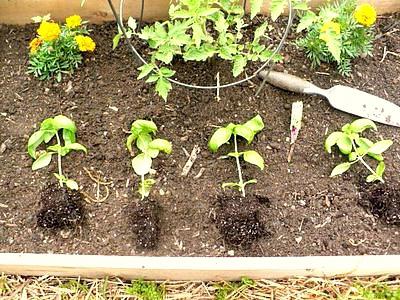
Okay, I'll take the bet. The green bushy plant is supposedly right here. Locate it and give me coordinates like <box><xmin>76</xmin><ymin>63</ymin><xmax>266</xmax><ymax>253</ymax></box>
<box><xmin>27</xmin><ymin>14</ymin><xmax>95</xmax><ymax>82</ymax></box>
<box><xmin>208</xmin><ymin>114</ymin><xmax>265</xmax><ymax>197</ymax></box>
<box><xmin>126</xmin><ymin>120</ymin><xmax>172</xmax><ymax>199</ymax></box>
<box><xmin>27</xmin><ymin>115</ymin><xmax>87</xmax><ymax>190</ymax></box>
<box><xmin>325</xmin><ymin>118</ymin><xmax>392</xmax><ymax>183</ymax></box>
<box><xmin>115</xmin><ymin>0</ymin><xmax>308</xmax><ymax>100</ymax></box>
<box><xmin>296</xmin><ymin>0</ymin><xmax>376</xmax><ymax>75</ymax></box>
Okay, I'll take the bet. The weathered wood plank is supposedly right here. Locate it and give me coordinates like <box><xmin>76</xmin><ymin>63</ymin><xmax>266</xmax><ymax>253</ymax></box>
<box><xmin>1</xmin><ymin>254</ymin><xmax>400</xmax><ymax>280</ymax></box>
<box><xmin>0</xmin><ymin>0</ymin><xmax>399</xmax><ymax>25</ymax></box>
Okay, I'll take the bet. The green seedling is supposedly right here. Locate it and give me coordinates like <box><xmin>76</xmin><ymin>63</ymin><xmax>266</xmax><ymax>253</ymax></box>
<box><xmin>125</xmin><ymin>279</ymin><xmax>165</xmax><ymax>300</ymax></box>
<box><xmin>214</xmin><ymin>277</ymin><xmax>255</xmax><ymax>300</ymax></box>
<box><xmin>325</xmin><ymin>118</ymin><xmax>393</xmax><ymax>183</ymax></box>
<box><xmin>27</xmin><ymin>115</ymin><xmax>87</xmax><ymax>190</ymax></box>
<box><xmin>126</xmin><ymin>120</ymin><xmax>172</xmax><ymax>199</ymax></box>
<box><xmin>208</xmin><ymin>115</ymin><xmax>265</xmax><ymax>197</ymax></box>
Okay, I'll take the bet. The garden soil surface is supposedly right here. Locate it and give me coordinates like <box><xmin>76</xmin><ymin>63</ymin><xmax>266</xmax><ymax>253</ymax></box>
<box><xmin>0</xmin><ymin>14</ymin><xmax>399</xmax><ymax>257</ymax></box>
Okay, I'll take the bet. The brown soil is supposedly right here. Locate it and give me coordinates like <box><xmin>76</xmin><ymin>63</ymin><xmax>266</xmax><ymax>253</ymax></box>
<box><xmin>36</xmin><ymin>184</ymin><xmax>85</xmax><ymax>229</ymax></box>
<box><xmin>0</xmin><ymin>13</ymin><xmax>399</xmax><ymax>257</ymax></box>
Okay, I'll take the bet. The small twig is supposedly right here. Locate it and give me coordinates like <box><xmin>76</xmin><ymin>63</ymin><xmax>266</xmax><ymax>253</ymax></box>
<box><xmin>181</xmin><ymin>145</ymin><xmax>201</xmax><ymax>176</ymax></box>
<box><xmin>194</xmin><ymin>167</ymin><xmax>205</xmax><ymax>179</ymax></box>
<box><xmin>216</xmin><ymin>72</ymin><xmax>221</xmax><ymax>102</ymax></box>
<box><xmin>83</xmin><ymin>167</ymin><xmax>112</xmax><ymax>203</ymax></box>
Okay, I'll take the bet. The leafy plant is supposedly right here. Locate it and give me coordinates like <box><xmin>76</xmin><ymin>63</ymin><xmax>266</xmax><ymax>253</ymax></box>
<box><xmin>214</xmin><ymin>277</ymin><xmax>255</xmax><ymax>300</ymax></box>
<box><xmin>356</xmin><ymin>283</ymin><xmax>400</xmax><ymax>300</ymax></box>
<box><xmin>126</xmin><ymin>120</ymin><xmax>172</xmax><ymax>199</ymax></box>
<box><xmin>208</xmin><ymin>115</ymin><xmax>265</xmax><ymax>197</ymax></box>
<box><xmin>27</xmin><ymin>115</ymin><xmax>87</xmax><ymax>190</ymax></box>
<box><xmin>325</xmin><ymin>118</ymin><xmax>392</xmax><ymax>183</ymax></box>
<box><xmin>116</xmin><ymin>0</ymin><xmax>308</xmax><ymax>100</ymax></box>
<box><xmin>296</xmin><ymin>0</ymin><xmax>375</xmax><ymax>75</ymax></box>
<box><xmin>125</xmin><ymin>279</ymin><xmax>165</xmax><ymax>300</ymax></box>
<box><xmin>27</xmin><ymin>14</ymin><xmax>95</xmax><ymax>82</ymax></box>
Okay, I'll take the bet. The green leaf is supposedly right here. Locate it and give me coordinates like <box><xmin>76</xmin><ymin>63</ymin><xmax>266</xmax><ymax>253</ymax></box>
<box><xmin>63</xmin><ymin>129</ymin><xmax>76</xmax><ymax>145</ymax></box>
<box><xmin>337</xmin><ymin>135</ymin><xmax>352</xmax><ymax>155</ymax></box>
<box><xmin>366</xmin><ymin>174</ymin><xmax>378</xmax><ymax>183</ymax></box>
<box><xmin>349</xmin><ymin>119</ymin><xmax>377</xmax><ymax>133</ymax></box>
<box><xmin>325</xmin><ymin>132</ymin><xmax>343</xmax><ymax>153</ymax></box>
<box><xmin>367</xmin><ymin>140</ymin><xmax>393</xmax><ymax>155</ymax></box>
<box><xmin>297</xmin><ymin>11</ymin><xmax>317</xmax><ymax>33</ymax></box>
<box><xmin>270</xmin><ymin>0</ymin><xmax>286</xmax><ymax>21</ymax></box>
<box><xmin>156</xmin><ymin>77</ymin><xmax>172</xmax><ymax>101</ymax></box>
<box><xmin>126</xmin><ymin>133</ymin><xmax>137</xmax><ymax>152</ymax></box>
<box><xmin>233</xmin><ymin>125</ymin><xmax>254</xmax><ymax>143</ymax></box>
<box><xmin>330</xmin><ymin>162</ymin><xmax>351</xmax><ymax>177</ymax></box>
<box><xmin>113</xmin><ymin>32</ymin><xmax>122</xmax><ymax>50</ymax></box>
<box><xmin>232</xmin><ymin>55</ymin><xmax>247</xmax><ymax>77</ymax></box>
<box><xmin>243</xmin><ymin>150</ymin><xmax>264</xmax><ymax>170</ymax></box>
<box><xmin>159</xmin><ymin>67</ymin><xmax>175</xmax><ymax>78</ymax></box>
<box><xmin>53</xmin><ymin>115</ymin><xmax>76</xmax><ymax>132</ymax></box>
<box><xmin>376</xmin><ymin>162</ymin><xmax>385</xmax><ymax>177</ymax></box>
<box><xmin>192</xmin><ymin>23</ymin><xmax>205</xmax><ymax>48</ymax></box>
<box><xmin>208</xmin><ymin>127</ymin><xmax>233</xmax><ymax>153</ymax></box>
<box><xmin>66</xmin><ymin>179</ymin><xmax>79</xmax><ymax>190</ymax></box>
<box><xmin>65</xmin><ymin>143</ymin><xmax>87</xmax><ymax>153</ymax></box>
<box><xmin>149</xmin><ymin>139</ymin><xmax>172</xmax><ymax>154</ymax></box>
<box><xmin>127</xmin><ymin>17</ymin><xmax>137</xmax><ymax>31</ymax></box>
<box><xmin>32</xmin><ymin>152</ymin><xmax>53</xmax><ymax>171</ymax></box>
<box><xmin>131</xmin><ymin>120</ymin><xmax>157</xmax><ymax>135</ymax></box>
<box><xmin>138</xmin><ymin>178</ymin><xmax>156</xmax><ymax>198</ymax></box>
<box><xmin>227</xmin><ymin>152</ymin><xmax>243</xmax><ymax>158</ymax></box>
<box><xmin>243</xmin><ymin>179</ymin><xmax>257</xmax><ymax>187</ymax></box>
<box><xmin>244</xmin><ymin>115</ymin><xmax>264</xmax><ymax>133</ymax></box>
<box><xmin>320</xmin><ymin>30</ymin><xmax>341</xmax><ymax>62</ymax></box>
<box><xmin>137</xmin><ymin>133</ymin><xmax>152</xmax><ymax>152</ymax></box>
<box><xmin>348</xmin><ymin>152</ymin><xmax>358</xmax><ymax>161</ymax></box>
<box><xmin>250</xmin><ymin>0</ymin><xmax>264</xmax><ymax>19</ymax></box>
<box><xmin>131</xmin><ymin>153</ymin><xmax>152</xmax><ymax>176</ymax></box>
<box><xmin>27</xmin><ymin>131</ymin><xmax>44</xmax><ymax>158</ymax></box>
<box><xmin>253</xmin><ymin>22</ymin><xmax>268</xmax><ymax>44</ymax></box>
<box><xmin>222</xmin><ymin>182</ymin><xmax>242</xmax><ymax>190</ymax></box>
<box><xmin>137</xmin><ymin>64</ymin><xmax>155</xmax><ymax>80</ymax></box>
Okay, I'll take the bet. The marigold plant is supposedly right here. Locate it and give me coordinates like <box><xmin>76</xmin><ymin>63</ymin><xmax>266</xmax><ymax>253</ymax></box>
<box><xmin>27</xmin><ymin>14</ymin><xmax>95</xmax><ymax>82</ymax></box>
<box><xmin>296</xmin><ymin>0</ymin><xmax>375</xmax><ymax>76</ymax></box>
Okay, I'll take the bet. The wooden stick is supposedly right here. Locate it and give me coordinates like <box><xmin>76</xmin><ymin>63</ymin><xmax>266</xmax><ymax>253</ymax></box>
<box><xmin>1</xmin><ymin>254</ymin><xmax>400</xmax><ymax>281</ymax></box>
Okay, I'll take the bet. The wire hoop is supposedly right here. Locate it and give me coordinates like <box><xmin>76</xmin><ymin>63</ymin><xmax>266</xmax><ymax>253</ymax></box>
<box><xmin>107</xmin><ymin>0</ymin><xmax>293</xmax><ymax>90</ymax></box>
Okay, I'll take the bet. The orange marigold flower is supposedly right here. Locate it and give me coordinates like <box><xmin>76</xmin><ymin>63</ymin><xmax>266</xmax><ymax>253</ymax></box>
<box><xmin>29</xmin><ymin>37</ymin><xmax>42</xmax><ymax>54</ymax></box>
<box><xmin>75</xmin><ymin>35</ymin><xmax>96</xmax><ymax>52</ymax></box>
<box><xmin>37</xmin><ymin>21</ymin><xmax>61</xmax><ymax>42</ymax></box>
<box><xmin>354</xmin><ymin>3</ymin><xmax>377</xmax><ymax>27</ymax></box>
<box><xmin>66</xmin><ymin>15</ymin><xmax>82</xmax><ymax>29</ymax></box>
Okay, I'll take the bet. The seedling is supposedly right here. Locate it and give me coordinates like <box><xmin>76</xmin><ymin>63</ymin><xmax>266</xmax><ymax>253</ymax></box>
<box><xmin>325</xmin><ymin>118</ymin><xmax>393</xmax><ymax>183</ymax></box>
<box><xmin>125</xmin><ymin>279</ymin><xmax>165</xmax><ymax>300</ymax></box>
<box><xmin>208</xmin><ymin>115</ymin><xmax>265</xmax><ymax>197</ymax></box>
<box><xmin>27</xmin><ymin>115</ymin><xmax>87</xmax><ymax>190</ymax></box>
<box><xmin>126</xmin><ymin>120</ymin><xmax>172</xmax><ymax>199</ymax></box>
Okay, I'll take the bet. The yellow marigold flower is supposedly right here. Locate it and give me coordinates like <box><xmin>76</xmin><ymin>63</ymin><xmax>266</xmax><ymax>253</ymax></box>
<box><xmin>354</xmin><ymin>3</ymin><xmax>377</xmax><ymax>27</ymax></box>
<box><xmin>66</xmin><ymin>15</ymin><xmax>82</xmax><ymax>29</ymax></box>
<box><xmin>29</xmin><ymin>37</ymin><xmax>42</xmax><ymax>54</ymax></box>
<box><xmin>75</xmin><ymin>35</ymin><xmax>96</xmax><ymax>52</ymax></box>
<box><xmin>320</xmin><ymin>21</ymin><xmax>341</xmax><ymax>35</ymax></box>
<box><xmin>37</xmin><ymin>21</ymin><xmax>61</xmax><ymax>42</ymax></box>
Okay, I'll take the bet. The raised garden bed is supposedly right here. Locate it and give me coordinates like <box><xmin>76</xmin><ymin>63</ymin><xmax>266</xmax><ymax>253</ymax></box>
<box><xmin>0</xmin><ymin>7</ymin><xmax>399</xmax><ymax>273</ymax></box>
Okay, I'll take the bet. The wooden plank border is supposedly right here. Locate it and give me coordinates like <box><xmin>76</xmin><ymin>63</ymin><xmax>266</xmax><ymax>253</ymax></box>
<box><xmin>1</xmin><ymin>254</ymin><xmax>400</xmax><ymax>280</ymax></box>
<box><xmin>1</xmin><ymin>0</ymin><xmax>399</xmax><ymax>25</ymax></box>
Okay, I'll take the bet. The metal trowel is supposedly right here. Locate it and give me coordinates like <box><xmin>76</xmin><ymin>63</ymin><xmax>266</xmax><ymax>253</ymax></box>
<box><xmin>259</xmin><ymin>71</ymin><xmax>400</xmax><ymax>127</ymax></box>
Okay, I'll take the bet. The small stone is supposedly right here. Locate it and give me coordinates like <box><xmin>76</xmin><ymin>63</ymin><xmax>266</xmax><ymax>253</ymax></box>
<box><xmin>295</xmin><ymin>236</ymin><xmax>302</xmax><ymax>244</ymax></box>
<box><xmin>159</xmin><ymin>189</ymin><xmax>165</xmax><ymax>196</ymax></box>
<box><xmin>227</xmin><ymin>250</ymin><xmax>235</xmax><ymax>256</ymax></box>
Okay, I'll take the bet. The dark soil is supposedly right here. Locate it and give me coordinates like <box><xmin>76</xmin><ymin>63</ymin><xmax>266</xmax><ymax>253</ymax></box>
<box><xmin>213</xmin><ymin>194</ymin><xmax>267</xmax><ymax>247</ymax></box>
<box><xmin>131</xmin><ymin>199</ymin><xmax>161</xmax><ymax>249</ymax></box>
<box><xmin>359</xmin><ymin>185</ymin><xmax>400</xmax><ymax>225</ymax></box>
<box><xmin>0</xmin><ymin>13</ymin><xmax>399</xmax><ymax>256</ymax></box>
<box><xmin>37</xmin><ymin>183</ymin><xmax>84</xmax><ymax>229</ymax></box>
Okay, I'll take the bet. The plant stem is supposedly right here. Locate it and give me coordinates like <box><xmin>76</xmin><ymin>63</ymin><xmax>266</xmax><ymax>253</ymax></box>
<box><xmin>234</xmin><ymin>134</ymin><xmax>245</xmax><ymax>197</ymax></box>
<box><xmin>352</xmin><ymin>140</ymin><xmax>384</xmax><ymax>183</ymax></box>
<box><xmin>55</xmin><ymin>131</ymin><xmax>63</xmax><ymax>187</ymax></box>
<box><xmin>141</xmin><ymin>174</ymin><xmax>145</xmax><ymax>200</ymax></box>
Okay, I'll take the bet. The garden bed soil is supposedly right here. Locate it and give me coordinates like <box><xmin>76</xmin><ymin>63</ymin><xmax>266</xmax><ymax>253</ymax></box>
<box><xmin>0</xmin><ymin>13</ymin><xmax>399</xmax><ymax>257</ymax></box>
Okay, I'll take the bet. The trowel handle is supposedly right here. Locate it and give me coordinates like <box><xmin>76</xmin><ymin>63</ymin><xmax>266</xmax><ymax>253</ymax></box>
<box><xmin>259</xmin><ymin>71</ymin><xmax>322</xmax><ymax>95</ymax></box>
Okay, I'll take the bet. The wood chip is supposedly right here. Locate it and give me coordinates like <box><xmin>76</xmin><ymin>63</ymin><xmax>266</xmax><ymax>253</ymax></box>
<box><xmin>181</xmin><ymin>145</ymin><xmax>200</xmax><ymax>176</ymax></box>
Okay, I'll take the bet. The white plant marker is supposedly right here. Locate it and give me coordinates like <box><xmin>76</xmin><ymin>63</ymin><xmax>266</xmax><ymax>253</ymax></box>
<box><xmin>288</xmin><ymin>101</ymin><xmax>303</xmax><ymax>163</ymax></box>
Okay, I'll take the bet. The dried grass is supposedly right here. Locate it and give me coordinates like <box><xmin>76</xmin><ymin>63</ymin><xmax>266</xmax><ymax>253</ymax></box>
<box><xmin>0</xmin><ymin>274</ymin><xmax>399</xmax><ymax>300</ymax></box>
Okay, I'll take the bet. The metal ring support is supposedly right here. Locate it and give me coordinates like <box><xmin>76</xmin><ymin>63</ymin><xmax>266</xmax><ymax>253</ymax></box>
<box><xmin>108</xmin><ymin>0</ymin><xmax>293</xmax><ymax>90</ymax></box>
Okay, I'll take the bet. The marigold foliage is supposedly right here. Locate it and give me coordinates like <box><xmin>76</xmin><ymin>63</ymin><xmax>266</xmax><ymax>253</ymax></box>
<box><xmin>28</xmin><ymin>15</ymin><xmax>95</xmax><ymax>82</ymax></box>
<box><xmin>66</xmin><ymin>15</ymin><xmax>82</xmax><ymax>29</ymax></box>
<box><xmin>354</xmin><ymin>3</ymin><xmax>377</xmax><ymax>27</ymax></box>
<box><xmin>296</xmin><ymin>0</ymin><xmax>375</xmax><ymax>76</ymax></box>
<box><xmin>75</xmin><ymin>35</ymin><xmax>96</xmax><ymax>52</ymax></box>
<box><xmin>37</xmin><ymin>21</ymin><xmax>61</xmax><ymax>41</ymax></box>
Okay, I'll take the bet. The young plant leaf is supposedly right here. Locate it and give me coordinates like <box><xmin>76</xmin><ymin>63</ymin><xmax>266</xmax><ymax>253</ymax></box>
<box><xmin>297</xmin><ymin>11</ymin><xmax>317</xmax><ymax>33</ymax></box>
<box><xmin>32</xmin><ymin>152</ymin><xmax>53</xmax><ymax>171</ymax></box>
<box><xmin>250</xmin><ymin>0</ymin><xmax>264</xmax><ymax>19</ymax></box>
<box><xmin>65</xmin><ymin>143</ymin><xmax>87</xmax><ymax>153</ymax></box>
<box><xmin>243</xmin><ymin>114</ymin><xmax>264</xmax><ymax>133</ymax></box>
<box><xmin>222</xmin><ymin>182</ymin><xmax>242</xmax><ymax>190</ymax></box>
<box><xmin>63</xmin><ymin>129</ymin><xmax>76</xmax><ymax>144</ymax></box>
<box><xmin>208</xmin><ymin>127</ymin><xmax>233</xmax><ymax>153</ymax></box>
<box><xmin>149</xmin><ymin>139</ymin><xmax>172</xmax><ymax>154</ymax></box>
<box><xmin>137</xmin><ymin>64</ymin><xmax>155</xmax><ymax>80</ymax></box>
<box><xmin>325</xmin><ymin>131</ymin><xmax>343</xmax><ymax>153</ymax></box>
<box><xmin>126</xmin><ymin>133</ymin><xmax>137</xmax><ymax>152</ymax></box>
<box><xmin>233</xmin><ymin>125</ymin><xmax>254</xmax><ymax>143</ymax></box>
<box><xmin>137</xmin><ymin>133</ymin><xmax>152</xmax><ymax>152</ymax></box>
<box><xmin>367</xmin><ymin>140</ymin><xmax>393</xmax><ymax>155</ymax></box>
<box><xmin>131</xmin><ymin>153</ymin><xmax>152</xmax><ymax>176</ymax></box>
<box><xmin>131</xmin><ymin>120</ymin><xmax>157</xmax><ymax>134</ymax></box>
<box><xmin>270</xmin><ymin>0</ymin><xmax>286</xmax><ymax>21</ymax></box>
<box><xmin>66</xmin><ymin>179</ymin><xmax>79</xmax><ymax>190</ymax></box>
<box><xmin>232</xmin><ymin>55</ymin><xmax>247</xmax><ymax>77</ymax></box>
<box><xmin>376</xmin><ymin>161</ymin><xmax>385</xmax><ymax>177</ymax></box>
<box><xmin>336</xmin><ymin>134</ymin><xmax>352</xmax><ymax>154</ymax></box>
<box><xmin>139</xmin><ymin>178</ymin><xmax>156</xmax><ymax>198</ymax></box>
<box><xmin>349</xmin><ymin>118</ymin><xmax>377</xmax><ymax>133</ymax></box>
<box><xmin>127</xmin><ymin>17</ymin><xmax>137</xmax><ymax>31</ymax></box>
<box><xmin>27</xmin><ymin>131</ymin><xmax>44</xmax><ymax>158</ymax></box>
<box><xmin>330</xmin><ymin>162</ymin><xmax>351</xmax><ymax>177</ymax></box>
<box><xmin>366</xmin><ymin>174</ymin><xmax>378</xmax><ymax>183</ymax></box>
<box><xmin>243</xmin><ymin>179</ymin><xmax>257</xmax><ymax>187</ymax></box>
<box><xmin>113</xmin><ymin>33</ymin><xmax>123</xmax><ymax>50</ymax></box>
<box><xmin>243</xmin><ymin>150</ymin><xmax>264</xmax><ymax>170</ymax></box>
<box><xmin>156</xmin><ymin>77</ymin><xmax>172</xmax><ymax>101</ymax></box>
<box><xmin>53</xmin><ymin>115</ymin><xmax>77</xmax><ymax>132</ymax></box>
